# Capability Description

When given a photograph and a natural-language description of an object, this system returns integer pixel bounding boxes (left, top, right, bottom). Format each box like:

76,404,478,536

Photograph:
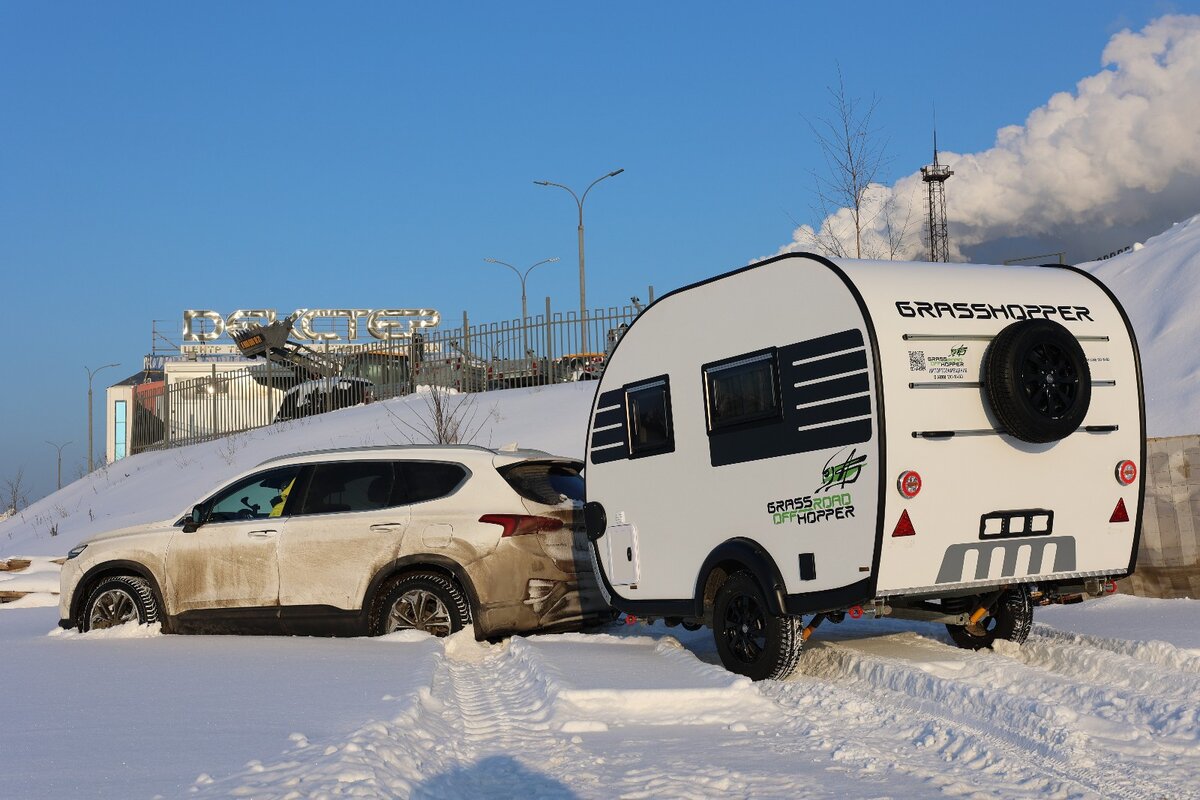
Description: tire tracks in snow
767,628,1194,799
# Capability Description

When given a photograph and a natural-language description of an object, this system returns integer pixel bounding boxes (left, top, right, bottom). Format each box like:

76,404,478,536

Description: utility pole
85,363,119,472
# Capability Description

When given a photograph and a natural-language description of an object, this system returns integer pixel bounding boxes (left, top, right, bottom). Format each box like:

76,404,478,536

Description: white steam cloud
781,15,1200,262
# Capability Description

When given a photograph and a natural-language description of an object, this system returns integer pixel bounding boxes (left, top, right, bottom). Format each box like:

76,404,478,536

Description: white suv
59,445,609,638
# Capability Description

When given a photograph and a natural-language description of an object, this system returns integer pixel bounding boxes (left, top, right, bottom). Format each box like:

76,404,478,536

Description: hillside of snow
1082,213,1200,438
0,382,596,560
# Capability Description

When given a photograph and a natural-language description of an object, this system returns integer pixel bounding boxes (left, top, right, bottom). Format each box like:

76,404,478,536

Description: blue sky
1,1,1194,502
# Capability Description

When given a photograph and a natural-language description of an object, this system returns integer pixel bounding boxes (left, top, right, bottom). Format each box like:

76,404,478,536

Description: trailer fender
694,538,788,618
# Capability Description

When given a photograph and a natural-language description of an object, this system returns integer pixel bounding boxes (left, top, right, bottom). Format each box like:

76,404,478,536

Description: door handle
247,529,278,538
370,522,404,532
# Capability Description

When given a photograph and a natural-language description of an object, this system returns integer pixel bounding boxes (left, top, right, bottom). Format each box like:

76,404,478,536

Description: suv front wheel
81,575,161,632
371,572,471,637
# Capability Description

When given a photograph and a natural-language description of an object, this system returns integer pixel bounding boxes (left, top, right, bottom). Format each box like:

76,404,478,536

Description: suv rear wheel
81,575,160,632
371,572,471,637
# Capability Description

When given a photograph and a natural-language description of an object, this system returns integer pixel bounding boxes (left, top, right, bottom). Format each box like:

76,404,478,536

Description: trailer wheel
983,319,1091,443
712,572,803,681
945,586,1033,650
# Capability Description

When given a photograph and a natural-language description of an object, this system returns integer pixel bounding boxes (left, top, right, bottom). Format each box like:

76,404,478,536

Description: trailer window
704,351,780,431
626,378,674,457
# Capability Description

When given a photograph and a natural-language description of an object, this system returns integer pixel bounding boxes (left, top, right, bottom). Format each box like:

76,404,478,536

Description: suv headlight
66,544,88,560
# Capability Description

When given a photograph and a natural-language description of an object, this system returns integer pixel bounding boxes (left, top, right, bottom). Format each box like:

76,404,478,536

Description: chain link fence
129,302,643,455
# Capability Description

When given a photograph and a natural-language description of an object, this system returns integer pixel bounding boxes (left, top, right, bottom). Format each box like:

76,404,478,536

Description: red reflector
479,513,564,537
897,470,922,499
1109,498,1130,523
892,509,916,537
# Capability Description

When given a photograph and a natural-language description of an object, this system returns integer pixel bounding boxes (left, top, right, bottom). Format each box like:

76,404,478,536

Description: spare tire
983,319,1091,443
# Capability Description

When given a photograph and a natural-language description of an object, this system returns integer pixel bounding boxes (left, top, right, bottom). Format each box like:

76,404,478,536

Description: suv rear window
500,461,585,506
394,461,468,505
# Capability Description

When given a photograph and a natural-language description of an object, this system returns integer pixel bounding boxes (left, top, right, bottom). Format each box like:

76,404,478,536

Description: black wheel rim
1018,341,1080,419
723,594,768,664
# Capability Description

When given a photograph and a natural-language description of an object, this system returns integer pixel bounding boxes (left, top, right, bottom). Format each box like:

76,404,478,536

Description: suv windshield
499,461,584,507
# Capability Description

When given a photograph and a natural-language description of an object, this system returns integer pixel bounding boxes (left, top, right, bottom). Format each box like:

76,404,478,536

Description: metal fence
129,301,644,455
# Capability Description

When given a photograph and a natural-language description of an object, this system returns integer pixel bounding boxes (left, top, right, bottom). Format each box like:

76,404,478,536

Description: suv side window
394,461,468,505
207,466,303,522
297,461,396,515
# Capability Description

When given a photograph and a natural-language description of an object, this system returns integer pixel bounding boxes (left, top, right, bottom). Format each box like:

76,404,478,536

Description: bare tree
384,385,492,446
3,467,29,514
806,66,891,259
880,184,919,260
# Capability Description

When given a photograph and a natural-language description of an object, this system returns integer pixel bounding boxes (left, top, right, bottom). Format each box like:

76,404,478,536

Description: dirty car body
59,445,610,639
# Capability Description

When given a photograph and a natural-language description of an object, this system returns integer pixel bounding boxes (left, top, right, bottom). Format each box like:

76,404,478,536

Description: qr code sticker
908,350,926,372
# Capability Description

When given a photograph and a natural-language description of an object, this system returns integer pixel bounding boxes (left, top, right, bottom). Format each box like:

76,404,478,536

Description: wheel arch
363,554,480,625
71,560,168,629
693,538,788,618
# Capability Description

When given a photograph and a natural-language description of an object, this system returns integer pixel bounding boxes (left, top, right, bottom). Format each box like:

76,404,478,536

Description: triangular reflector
892,509,916,537
1109,498,1130,523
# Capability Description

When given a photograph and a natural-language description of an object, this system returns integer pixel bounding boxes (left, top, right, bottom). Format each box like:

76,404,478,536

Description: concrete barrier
1121,435,1200,599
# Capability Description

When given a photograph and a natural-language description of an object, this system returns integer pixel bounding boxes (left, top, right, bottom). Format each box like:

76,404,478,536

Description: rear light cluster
479,514,563,537
1115,460,1137,486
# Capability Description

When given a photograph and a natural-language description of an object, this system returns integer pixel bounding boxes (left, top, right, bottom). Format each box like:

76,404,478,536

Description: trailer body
583,254,1143,633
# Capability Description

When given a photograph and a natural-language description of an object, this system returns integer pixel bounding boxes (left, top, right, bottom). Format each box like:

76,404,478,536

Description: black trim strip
789,328,864,360
792,350,867,383
796,372,870,405
798,395,871,427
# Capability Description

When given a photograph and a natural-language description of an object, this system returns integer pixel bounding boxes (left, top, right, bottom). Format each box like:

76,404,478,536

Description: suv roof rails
253,443,551,468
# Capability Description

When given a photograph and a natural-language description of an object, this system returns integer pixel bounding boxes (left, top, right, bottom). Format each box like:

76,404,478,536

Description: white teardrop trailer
583,253,1144,680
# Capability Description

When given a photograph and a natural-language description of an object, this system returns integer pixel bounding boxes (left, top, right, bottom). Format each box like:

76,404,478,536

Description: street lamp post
85,363,120,472
483,257,560,355
45,440,72,490
534,168,624,352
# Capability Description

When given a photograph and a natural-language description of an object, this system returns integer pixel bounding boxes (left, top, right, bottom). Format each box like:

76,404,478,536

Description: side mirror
183,504,205,533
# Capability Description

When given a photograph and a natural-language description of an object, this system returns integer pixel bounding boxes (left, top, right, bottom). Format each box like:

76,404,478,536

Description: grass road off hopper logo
766,448,867,526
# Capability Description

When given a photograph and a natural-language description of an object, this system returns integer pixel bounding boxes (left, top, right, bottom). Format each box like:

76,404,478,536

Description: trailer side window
704,350,780,431
626,378,674,457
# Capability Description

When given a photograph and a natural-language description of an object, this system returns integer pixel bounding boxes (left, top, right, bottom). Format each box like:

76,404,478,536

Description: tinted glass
208,466,302,522
627,380,672,455
501,462,584,506
298,461,395,515
706,352,779,430
394,462,467,505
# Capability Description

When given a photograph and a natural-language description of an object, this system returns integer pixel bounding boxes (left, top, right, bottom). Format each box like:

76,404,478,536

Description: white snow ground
1,596,1197,799
2,216,1200,798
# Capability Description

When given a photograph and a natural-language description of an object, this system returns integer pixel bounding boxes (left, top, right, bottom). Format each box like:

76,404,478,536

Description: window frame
391,459,472,507
702,348,782,435
201,465,305,524
624,375,675,459
292,459,398,518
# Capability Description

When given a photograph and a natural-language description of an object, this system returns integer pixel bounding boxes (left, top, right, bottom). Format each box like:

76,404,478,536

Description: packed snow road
1,595,1196,799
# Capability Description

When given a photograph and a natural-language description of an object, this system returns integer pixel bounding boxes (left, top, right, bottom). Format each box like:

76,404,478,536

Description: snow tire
370,571,471,637
945,586,1033,650
983,319,1091,443
81,574,160,632
712,572,803,681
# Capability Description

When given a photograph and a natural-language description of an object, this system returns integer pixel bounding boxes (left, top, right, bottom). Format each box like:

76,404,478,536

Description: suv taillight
479,514,564,537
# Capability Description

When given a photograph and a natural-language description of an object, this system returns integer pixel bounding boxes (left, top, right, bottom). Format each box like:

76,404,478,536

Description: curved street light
45,440,72,490
85,363,120,472
483,256,560,355
534,168,624,351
